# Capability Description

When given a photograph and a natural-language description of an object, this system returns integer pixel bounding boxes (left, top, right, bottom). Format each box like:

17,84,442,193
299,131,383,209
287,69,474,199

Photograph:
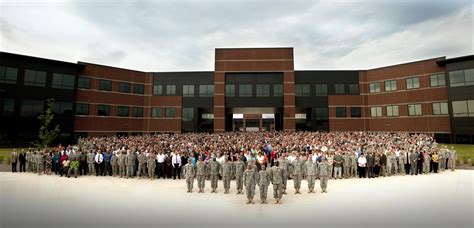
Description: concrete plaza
1,170,472,228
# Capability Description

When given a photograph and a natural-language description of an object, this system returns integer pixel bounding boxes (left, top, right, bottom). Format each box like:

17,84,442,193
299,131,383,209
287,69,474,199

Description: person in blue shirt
52,152,60,175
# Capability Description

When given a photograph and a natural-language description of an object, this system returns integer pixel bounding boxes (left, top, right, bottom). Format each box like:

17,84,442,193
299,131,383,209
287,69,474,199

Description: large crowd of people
9,131,458,204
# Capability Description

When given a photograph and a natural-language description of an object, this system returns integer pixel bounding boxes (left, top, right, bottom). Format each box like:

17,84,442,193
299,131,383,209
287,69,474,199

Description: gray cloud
0,0,472,71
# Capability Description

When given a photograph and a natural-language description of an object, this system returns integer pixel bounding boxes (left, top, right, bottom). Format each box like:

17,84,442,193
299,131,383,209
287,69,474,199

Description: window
132,107,143,117
369,83,380,93
24,69,47,87
133,84,144,94
0,66,18,84
430,73,446,87
166,85,176,95
75,103,89,115
239,84,253,97
97,105,110,116
225,84,235,97
77,77,91,89
52,73,75,89
117,106,129,117
273,84,283,96
432,102,448,115
99,80,112,91
370,107,382,117
452,100,474,117
153,85,162,95
202,113,214,119
384,80,397,92
256,84,270,97
406,77,420,89
53,102,73,115
350,107,361,117
295,84,310,96
199,85,214,97
349,84,359,94
151,108,161,118
165,108,175,118
20,100,44,117
315,108,328,120
336,107,346,117
119,82,131,93
1,98,15,116
183,85,195,97
449,69,474,87
408,104,422,116
315,84,327,96
182,108,194,122
295,113,307,119
335,84,345,94
386,105,399,117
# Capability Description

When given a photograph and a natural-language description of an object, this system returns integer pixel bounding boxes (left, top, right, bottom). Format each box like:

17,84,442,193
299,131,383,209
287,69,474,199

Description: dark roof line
0,51,83,68
436,54,474,66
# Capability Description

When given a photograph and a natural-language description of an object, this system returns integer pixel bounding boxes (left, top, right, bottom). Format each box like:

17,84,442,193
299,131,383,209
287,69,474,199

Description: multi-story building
1,48,473,146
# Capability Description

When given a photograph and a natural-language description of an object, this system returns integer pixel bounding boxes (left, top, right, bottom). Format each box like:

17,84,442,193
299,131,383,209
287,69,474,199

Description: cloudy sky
1,0,472,72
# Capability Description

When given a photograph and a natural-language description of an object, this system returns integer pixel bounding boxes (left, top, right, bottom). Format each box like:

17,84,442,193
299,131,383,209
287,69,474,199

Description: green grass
438,144,474,166
0,148,27,164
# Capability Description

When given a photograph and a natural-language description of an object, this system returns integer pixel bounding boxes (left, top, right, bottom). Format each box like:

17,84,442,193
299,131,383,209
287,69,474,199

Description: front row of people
183,156,331,205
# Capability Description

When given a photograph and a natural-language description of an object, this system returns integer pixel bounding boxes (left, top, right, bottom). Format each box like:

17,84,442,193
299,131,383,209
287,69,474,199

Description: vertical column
214,72,225,132
283,71,295,131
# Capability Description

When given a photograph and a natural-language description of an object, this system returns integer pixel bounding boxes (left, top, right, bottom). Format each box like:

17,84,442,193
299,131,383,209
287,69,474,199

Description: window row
295,83,359,96
449,69,474,87
76,104,176,118
335,107,361,118
1,99,74,117
369,103,449,117
368,74,449,94
78,77,145,94
0,66,75,89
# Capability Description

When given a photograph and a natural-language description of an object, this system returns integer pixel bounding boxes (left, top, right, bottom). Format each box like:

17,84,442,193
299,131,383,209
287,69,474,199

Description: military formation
9,132,459,205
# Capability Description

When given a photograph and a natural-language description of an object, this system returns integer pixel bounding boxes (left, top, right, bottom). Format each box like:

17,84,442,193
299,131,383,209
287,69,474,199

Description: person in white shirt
172,152,182,180
357,153,367,178
94,150,104,176
156,152,166,179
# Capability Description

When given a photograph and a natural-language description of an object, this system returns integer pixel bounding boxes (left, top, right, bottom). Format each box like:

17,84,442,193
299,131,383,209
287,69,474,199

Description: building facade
1,48,473,145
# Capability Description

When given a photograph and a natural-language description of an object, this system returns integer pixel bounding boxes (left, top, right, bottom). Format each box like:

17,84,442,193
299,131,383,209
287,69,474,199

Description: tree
37,98,61,149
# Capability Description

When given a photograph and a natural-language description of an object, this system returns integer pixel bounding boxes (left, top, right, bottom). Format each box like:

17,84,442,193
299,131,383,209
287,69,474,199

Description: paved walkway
1,170,472,228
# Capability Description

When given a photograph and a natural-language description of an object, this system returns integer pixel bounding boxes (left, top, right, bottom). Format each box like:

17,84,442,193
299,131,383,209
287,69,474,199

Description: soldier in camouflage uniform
126,150,135,178
119,151,127,178
36,152,44,175
350,153,357,178
221,156,233,194
292,153,303,194
233,155,245,194
147,152,156,179
31,152,37,173
399,151,406,176
393,153,399,175
184,158,195,193
196,156,207,193
210,158,221,193
257,165,271,204
137,151,147,178
305,156,318,193
87,150,95,175
423,152,431,174
318,157,329,193
279,154,289,195
270,161,284,204
449,147,457,171
111,152,119,176
26,150,33,172
438,148,445,172
243,164,256,204
343,152,351,179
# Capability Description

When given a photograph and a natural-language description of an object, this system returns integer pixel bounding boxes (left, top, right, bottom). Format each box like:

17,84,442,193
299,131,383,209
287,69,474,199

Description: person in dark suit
417,150,423,175
366,152,374,178
165,154,173,179
380,152,387,177
19,149,27,172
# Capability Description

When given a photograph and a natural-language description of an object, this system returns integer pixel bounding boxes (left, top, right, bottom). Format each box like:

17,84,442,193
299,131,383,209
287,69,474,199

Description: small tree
37,98,61,149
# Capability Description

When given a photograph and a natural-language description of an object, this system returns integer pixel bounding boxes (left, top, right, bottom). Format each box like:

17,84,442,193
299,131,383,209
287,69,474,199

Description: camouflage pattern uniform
270,164,284,203
279,157,289,194
126,152,135,178
257,168,271,204
305,160,318,193
36,153,44,175
221,160,233,194
233,160,245,194
87,151,95,175
350,154,357,177
137,152,147,178
386,154,393,176
147,153,156,179
111,153,119,176
438,150,445,171
449,149,457,171
196,160,207,193
243,168,256,204
26,151,32,172
210,160,221,193
184,158,195,193
318,161,329,193
343,154,351,178
398,153,405,175
119,152,127,177
292,157,303,194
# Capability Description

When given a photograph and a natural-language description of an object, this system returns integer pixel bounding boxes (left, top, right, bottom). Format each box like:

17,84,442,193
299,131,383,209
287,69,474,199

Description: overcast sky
1,0,472,72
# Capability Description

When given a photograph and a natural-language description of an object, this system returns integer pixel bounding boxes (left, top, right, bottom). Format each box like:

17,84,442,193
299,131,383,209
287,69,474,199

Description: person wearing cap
270,160,284,204
291,152,303,194
304,155,317,193
221,156,233,194
278,154,289,195
209,157,221,193
137,150,147,179
126,149,135,179
87,150,95,176
318,157,329,193
233,155,245,194
184,158,195,193
147,152,156,180
342,152,351,179
448,147,457,171
243,164,256,204
196,156,207,193
256,165,271,204
350,152,357,178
